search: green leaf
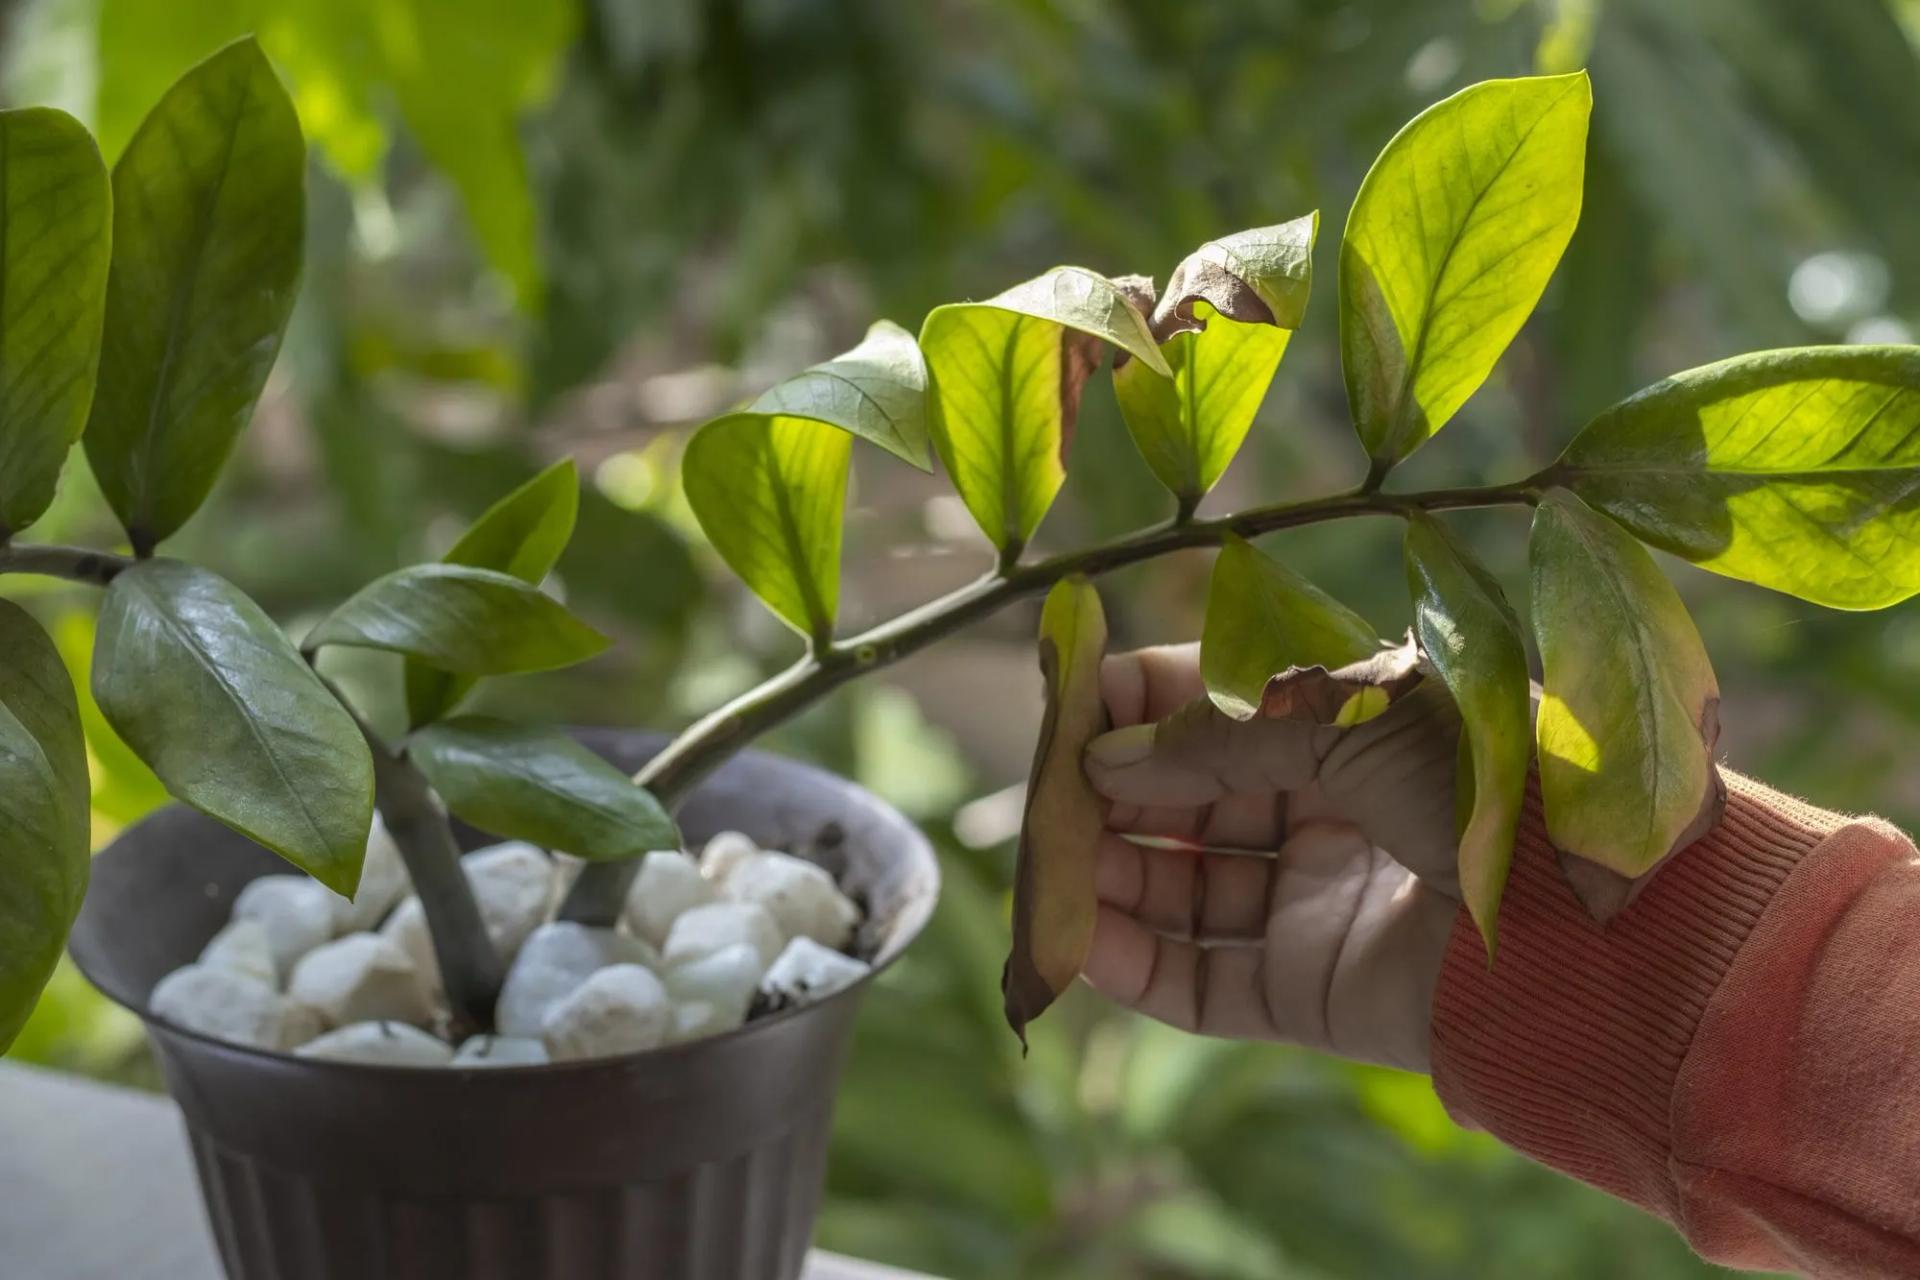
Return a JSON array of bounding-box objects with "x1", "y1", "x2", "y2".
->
[
  {"x1": 0, "y1": 109, "x2": 111, "y2": 537},
  {"x1": 404, "y1": 458, "x2": 580, "y2": 727},
  {"x1": 91, "y1": 559, "x2": 373, "y2": 895},
  {"x1": 747, "y1": 319, "x2": 930, "y2": 469},
  {"x1": 0, "y1": 601, "x2": 89, "y2": 1052},
  {"x1": 1200, "y1": 536, "x2": 1381, "y2": 720},
  {"x1": 1529, "y1": 490, "x2": 1720, "y2": 879},
  {"x1": 682, "y1": 412, "x2": 851, "y2": 646},
  {"x1": 1004, "y1": 576, "x2": 1107, "y2": 1046},
  {"x1": 1341, "y1": 73, "x2": 1590, "y2": 466},
  {"x1": 409, "y1": 716, "x2": 678, "y2": 861},
  {"x1": 1115, "y1": 307, "x2": 1292, "y2": 507},
  {"x1": 306, "y1": 563, "x2": 609, "y2": 675},
  {"x1": 1555, "y1": 346, "x2": 1920, "y2": 610},
  {"x1": 923, "y1": 267, "x2": 1170, "y2": 554},
  {"x1": 83, "y1": 37, "x2": 305, "y2": 552},
  {"x1": 1149, "y1": 213, "x2": 1319, "y2": 338},
  {"x1": 1404, "y1": 514, "x2": 1530, "y2": 955}
]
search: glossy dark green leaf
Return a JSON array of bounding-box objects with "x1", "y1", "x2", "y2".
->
[
  {"x1": 1341, "y1": 73, "x2": 1590, "y2": 466},
  {"x1": 306, "y1": 563, "x2": 608, "y2": 675},
  {"x1": 409, "y1": 716, "x2": 678, "y2": 861},
  {"x1": 747, "y1": 319, "x2": 930, "y2": 469},
  {"x1": 92, "y1": 559, "x2": 373, "y2": 895},
  {"x1": 1555, "y1": 346, "x2": 1920, "y2": 609},
  {"x1": 1404, "y1": 514, "x2": 1530, "y2": 954},
  {"x1": 1200, "y1": 536, "x2": 1381, "y2": 720},
  {"x1": 681, "y1": 412, "x2": 851, "y2": 646},
  {"x1": 1004, "y1": 576, "x2": 1107, "y2": 1046},
  {"x1": 0, "y1": 109, "x2": 111, "y2": 537},
  {"x1": 923, "y1": 267, "x2": 1169, "y2": 554},
  {"x1": 0, "y1": 601, "x2": 89, "y2": 1052},
  {"x1": 83, "y1": 37, "x2": 305, "y2": 552},
  {"x1": 1530, "y1": 491, "x2": 1720, "y2": 880},
  {"x1": 405, "y1": 459, "x2": 580, "y2": 727}
]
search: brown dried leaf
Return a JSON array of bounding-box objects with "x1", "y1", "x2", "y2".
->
[
  {"x1": 1004, "y1": 577, "x2": 1108, "y2": 1047},
  {"x1": 1254, "y1": 634, "x2": 1424, "y2": 726}
]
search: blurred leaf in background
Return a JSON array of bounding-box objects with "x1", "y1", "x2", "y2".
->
[{"x1": 3, "y1": 0, "x2": 1916, "y2": 1274}]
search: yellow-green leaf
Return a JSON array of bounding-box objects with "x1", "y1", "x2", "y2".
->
[
  {"x1": 405, "y1": 459, "x2": 580, "y2": 727},
  {"x1": 1557, "y1": 345, "x2": 1920, "y2": 609},
  {"x1": 1200, "y1": 536, "x2": 1380, "y2": 719},
  {"x1": 1405, "y1": 513, "x2": 1530, "y2": 954},
  {"x1": 0, "y1": 109, "x2": 111, "y2": 537},
  {"x1": 681, "y1": 412, "x2": 852, "y2": 646},
  {"x1": 1341, "y1": 73, "x2": 1590, "y2": 466},
  {"x1": 923, "y1": 267, "x2": 1168, "y2": 554},
  {"x1": 1115, "y1": 307, "x2": 1292, "y2": 507},
  {"x1": 1530, "y1": 490, "x2": 1720, "y2": 878},
  {"x1": 747, "y1": 319, "x2": 930, "y2": 469},
  {"x1": 0, "y1": 601, "x2": 89, "y2": 1052},
  {"x1": 1004, "y1": 576, "x2": 1107, "y2": 1046}
]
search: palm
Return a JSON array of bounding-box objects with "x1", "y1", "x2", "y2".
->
[{"x1": 1081, "y1": 645, "x2": 1461, "y2": 1072}]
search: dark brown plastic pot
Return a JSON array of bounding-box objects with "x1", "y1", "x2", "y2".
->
[{"x1": 68, "y1": 730, "x2": 939, "y2": 1280}]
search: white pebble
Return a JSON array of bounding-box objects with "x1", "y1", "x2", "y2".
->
[
  {"x1": 541, "y1": 964, "x2": 669, "y2": 1061},
  {"x1": 663, "y1": 901, "x2": 783, "y2": 969},
  {"x1": 197, "y1": 920, "x2": 278, "y2": 989},
  {"x1": 760, "y1": 937, "x2": 870, "y2": 1010},
  {"x1": 380, "y1": 897, "x2": 441, "y2": 995},
  {"x1": 232, "y1": 876, "x2": 339, "y2": 979},
  {"x1": 464, "y1": 842, "x2": 555, "y2": 964},
  {"x1": 667, "y1": 1000, "x2": 742, "y2": 1044},
  {"x1": 722, "y1": 851, "x2": 859, "y2": 950},
  {"x1": 664, "y1": 942, "x2": 764, "y2": 1026},
  {"x1": 700, "y1": 831, "x2": 760, "y2": 885},
  {"x1": 328, "y1": 814, "x2": 411, "y2": 933},
  {"x1": 150, "y1": 964, "x2": 307, "y2": 1051},
  {"x1": 294, "y1": 1021, "x2": 453, "y2": 1067},
  {"x1": 452, "y1": 1035, "x2": 550, "y2": 1068},
  {"x1": 621, "y1": 850, "x2": 717, "y2": 947},
  {"x1": 288, "y1": 934, "x2": 434, "y2": 1029},
  {"x1": 494, "y1": 922, "x2": 653, "y2": 1038}
]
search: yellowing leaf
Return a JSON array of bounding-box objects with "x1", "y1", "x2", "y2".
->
[
  {"x1": 1530, "y1": 490, "x2": 1721, "y2": 883},
  {"x1": 1004, "y1": 576, "x2": 1107, "y2": 1046},
  {"x1": 1150, "y1": 213, "x2": 1319, "y2": 338},
  {"x1": 1557, "y1": 345, "x2": 1920, "y2": 609},
  {"x1": 681, "y1": 413, "x2": 852, "y2": 646},
  {"x1": 1199, "y1": 536, "x2": 1380, "y2": 719},
  {"x1": 923, "y1": 267, "x2": 1167, "y2": 554},
  {"x1": 1341, "y1": 73, "x2": 1590, "y2": 466},
  {"x1": 1405, "y1": 514, "x2": 1530, "y2": 954}
]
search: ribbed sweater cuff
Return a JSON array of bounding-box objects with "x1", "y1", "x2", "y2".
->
[{"x1": 1428, "y1": 772, "x2": 1846, "y2": 1217}]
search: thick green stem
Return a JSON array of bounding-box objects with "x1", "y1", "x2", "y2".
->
[
  {"x1": 0, "y1": 543, "x2": 135, "y2": 585},
  {"x1": 558, "y1": 479, "x2": 1536, "y2": 924}
]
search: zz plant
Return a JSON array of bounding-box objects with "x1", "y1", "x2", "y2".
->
[{"x1": 1, "y1": 49, "x2": 1914, "y2": 1053}]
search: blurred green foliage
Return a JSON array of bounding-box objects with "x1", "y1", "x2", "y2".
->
[{"x1": 5, "y1": 0, "x2": 1916, "y2": 1274}]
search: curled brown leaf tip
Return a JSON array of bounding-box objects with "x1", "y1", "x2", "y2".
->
[
  {"x1": 1108, "y1": 275, "x2": 1159, "y2": 369},
  {"x1": 1254, "y1": 635, "x2": 1424, "y2": 725},
  {"x1": 1056, "y1": 327, "x2": 1107, "y2": 461},
  {"x1": 1559, "y1": 758, "x2": 1727, "y2": 925},
  {"x1": 1153, "y1": 255, "x2": 1279, "y2": 341}
]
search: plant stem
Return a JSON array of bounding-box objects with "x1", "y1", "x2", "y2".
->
[
  {"x1": 559, "y1": 478, "x2": 1536, "y2": 924},
  {"x1": 316, "y1": 674, "x2": 505, "y2": 1035},
  {"x1": 0, "y1": 543, "x2": 135, "y2": 585}
]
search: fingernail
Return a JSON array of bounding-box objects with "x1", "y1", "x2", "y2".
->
[{"x1": 1085, "y1": 723, "x2": 1155, "y2": 770}]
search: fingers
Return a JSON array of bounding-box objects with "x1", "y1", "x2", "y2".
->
[
  {"x1": 1099, "y1": 644, "x2": 1205, "y2": 727},
  {"x1": 1086, "y1": 696, "x2": 1326, "y2": 808},
  {"x1": 1094, "y1": 832, "x2": 1273, "y2": 940},
  {"x1": 1083, "y1": 907, "x2": 1276, "y2": 1039},
  {"x1": 1316, "y1": 681, "x2": 1463, "y2": 892}
]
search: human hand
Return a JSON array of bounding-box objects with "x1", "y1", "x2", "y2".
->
[{"x1": 1078, "y1": 643, "x2": 1466, "y2": 1072}]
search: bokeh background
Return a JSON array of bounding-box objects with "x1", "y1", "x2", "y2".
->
[{"x1": 6, "y1": 0, "x2": 1919, "y2": 1275}]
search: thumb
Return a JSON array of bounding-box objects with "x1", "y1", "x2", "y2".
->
[{"x1": 1084, "y1": 695, "x2": 1331, "y2": 808}]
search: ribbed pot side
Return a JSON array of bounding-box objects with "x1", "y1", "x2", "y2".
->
[{"x1": 69, "y1": 731, "x2": 941, "y2": 1280}]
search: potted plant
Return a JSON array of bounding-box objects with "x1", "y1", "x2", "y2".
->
[{"x1": 0, "y1": 33, "x2": 1906, "y2": 1280}]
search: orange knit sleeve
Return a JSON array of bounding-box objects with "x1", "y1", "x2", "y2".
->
[{"x1": 1430, "y1": 773, "x2": 1920, "y2": 1278}]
